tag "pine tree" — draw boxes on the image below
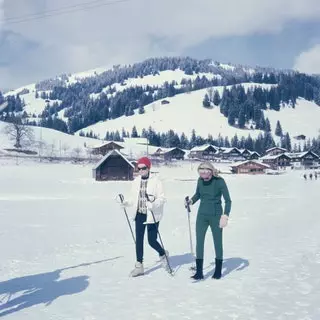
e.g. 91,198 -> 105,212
202,93 -> 211,108
238,109 -> 246,128
213,90 -> 221,106
138,105 -> 145,114
265,118 -> 271,132
190,129 -> 197,148
275,120 -> 283,137
131,125 -> 138,138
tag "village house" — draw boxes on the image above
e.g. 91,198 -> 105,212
264,147 -> 288,157
230,160 -> 270,174
189,144 -> 219,160
261,153 -> 291,169
152,147 -> 185,161
92,149 -> 134,181
239,149 -> 261,160
286,150 -> 320,169
90,141 -> 124,156
219,147 -> 245,161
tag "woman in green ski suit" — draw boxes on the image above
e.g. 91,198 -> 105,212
186,161 -> 232,280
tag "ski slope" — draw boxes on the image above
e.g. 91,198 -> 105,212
0,160 -> 319,319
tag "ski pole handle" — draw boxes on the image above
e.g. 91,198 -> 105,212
185,196 -> 191,213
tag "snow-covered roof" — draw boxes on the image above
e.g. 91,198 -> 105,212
265,147 -> 287,153
190,144 -> 218,152
286,151 -> 319,159
230,160 -> 270,168
260,153 -> 291,160
90,140 -> 124,149
92,149 -> 134,170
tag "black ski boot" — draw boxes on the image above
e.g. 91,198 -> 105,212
212,258 -> 223,279
191,259 -> 204,280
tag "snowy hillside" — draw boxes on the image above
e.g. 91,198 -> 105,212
78,82 -> 319,142
2,56 -> 320,151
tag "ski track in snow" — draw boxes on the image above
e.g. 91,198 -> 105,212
0,161 -> 319,319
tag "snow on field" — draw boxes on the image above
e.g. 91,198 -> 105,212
0,160 -> 319,319
80,83 -> 275,139
263,99 -> 320,139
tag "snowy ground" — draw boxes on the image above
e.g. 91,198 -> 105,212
0,159 -> 319,319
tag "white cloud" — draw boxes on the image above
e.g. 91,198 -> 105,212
1,0 -> 320,87
293,44 -> 320,75
0,0 -> 4,30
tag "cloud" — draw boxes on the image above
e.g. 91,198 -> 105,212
1,0 -> 320,88
0,0 -> 4,29
293,44 -> 320,75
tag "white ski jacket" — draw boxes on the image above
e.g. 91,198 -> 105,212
125,174 -> 166,224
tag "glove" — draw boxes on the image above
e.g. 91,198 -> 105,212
120,200 -> 129,208
184,197 -> 192,207
219,214 -> 229,228
146,201 -> 153,210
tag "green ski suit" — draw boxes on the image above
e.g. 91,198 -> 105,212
191,176 -> 232,260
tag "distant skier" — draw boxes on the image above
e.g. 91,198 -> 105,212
120,157 -> 169,277
309,173 -> 313,180
185,162 -> 232,280
303,173 -> 307,180
314,172 -> 318,180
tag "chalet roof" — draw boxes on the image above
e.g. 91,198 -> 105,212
91,140 -> 124,149
92,149 -> 134,170
261,153 -> 291,160
153,147 -> 186,155
190,144 -> 218,152
249,151 -> 261,156
221,147 -> 241,154
265,147 -> 287,153
286,151 -> 320,159
230,160 -> 270,168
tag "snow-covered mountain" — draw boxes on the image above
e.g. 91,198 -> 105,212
1,56 -> 320,154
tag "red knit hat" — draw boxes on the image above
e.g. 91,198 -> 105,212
137,157 -> 151,169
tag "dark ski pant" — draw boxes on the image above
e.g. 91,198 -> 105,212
196,214 -> 223,260
135,212 -> 165,263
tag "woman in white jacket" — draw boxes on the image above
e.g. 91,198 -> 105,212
121,157 -> 168,277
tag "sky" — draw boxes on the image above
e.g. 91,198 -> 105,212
1,0 -> 320,90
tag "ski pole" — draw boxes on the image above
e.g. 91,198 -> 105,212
146,194 -> 173,275
118,194 -> 136,245
185,196 -> 196,270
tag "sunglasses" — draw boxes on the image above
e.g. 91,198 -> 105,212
198,168 -> 212,174
138,166 -> 148,171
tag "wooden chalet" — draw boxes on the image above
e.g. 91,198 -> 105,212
92,149 -> 134,181
248,151 -> 261,160
219,147 -> 245,161
265,147 -> 287,157
91,141 -> 124,156
189,144 -> 218,160
286,150 -> 320,168
261,153 -> 291,169
153,147 -> 185,160
240,149 -> 261,160
230,160 -> 270,174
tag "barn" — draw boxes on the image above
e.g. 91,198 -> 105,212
189,144 -> 218,160
230,160 -> 270,174
153,147 -> 185,160
261,153 -> 291,169
92,149 -> 134,181
91,141 -> 124,156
